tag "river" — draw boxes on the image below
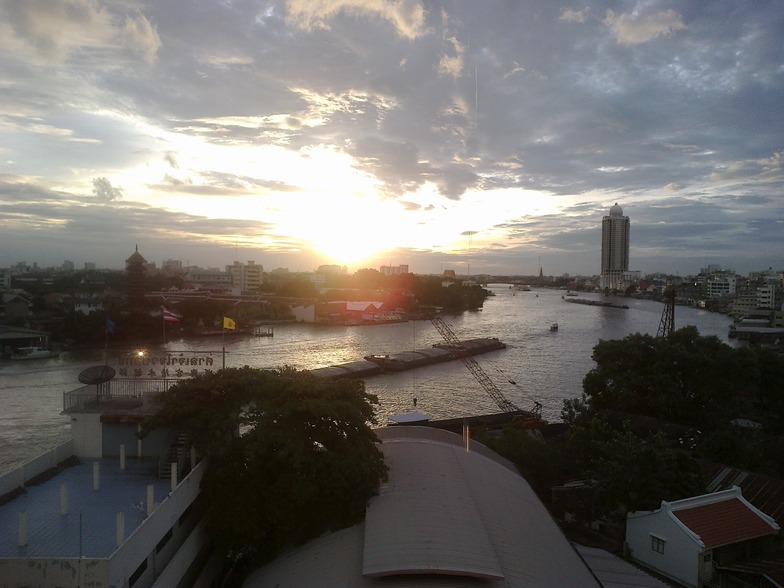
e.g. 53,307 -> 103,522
0,285 -> 735,473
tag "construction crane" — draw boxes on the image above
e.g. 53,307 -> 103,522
431,316 -> 541,417
656,286 -> 676,338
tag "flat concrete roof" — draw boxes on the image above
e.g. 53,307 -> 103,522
0,458 -> 170,558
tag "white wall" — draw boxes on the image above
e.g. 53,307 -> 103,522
626,509 -> 701,588
70,412 -> 103,458
292,303 -> 315,322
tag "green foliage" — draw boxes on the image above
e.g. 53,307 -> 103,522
480,427 -> 571,499
141,367 -> 388,564
566,419 -> 704,519
273,276 -> 319,298
412,276 -> 489,312
481,418 -> 705,522
581,326 -> 757,429
571,325 -> 784,478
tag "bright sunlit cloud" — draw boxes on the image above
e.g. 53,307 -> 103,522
0,1 -> 781,275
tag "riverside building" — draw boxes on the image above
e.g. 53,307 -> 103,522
600,203 -> 631,291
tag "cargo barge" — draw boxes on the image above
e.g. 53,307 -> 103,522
309,337 -> 506,379
564,298 -> 629,310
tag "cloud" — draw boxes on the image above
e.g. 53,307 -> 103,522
284,0 -> 427,39
0,2 -> 781,276
603,9 -> 687,45
559,8 -> 590,24
92,177 -> 123,201
438,34 -> 466,79
121,11 -> 162,64
1,0 -> 160,63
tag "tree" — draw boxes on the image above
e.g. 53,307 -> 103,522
140,367 -> 388,566
571,326 -> 784,478
566,419 -> 704,520
580,326 -> 745,429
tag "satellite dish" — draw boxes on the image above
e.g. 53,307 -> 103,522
79,365 -> 116,385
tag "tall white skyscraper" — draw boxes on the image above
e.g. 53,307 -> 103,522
600,203 -> 630,290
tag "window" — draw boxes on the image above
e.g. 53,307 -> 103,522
651,535 -> 666,554
129,557 -> 148,587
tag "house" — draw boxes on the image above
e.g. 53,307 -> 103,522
74,295 -> 104,315
626,487 -> 780,588
1,293 -> 31,322
698,459 -> 784,528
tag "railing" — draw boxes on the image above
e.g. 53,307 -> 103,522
62,379 -> 177,413
0,440 -> 74,497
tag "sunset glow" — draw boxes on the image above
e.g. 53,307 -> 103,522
0,2 -> 781,275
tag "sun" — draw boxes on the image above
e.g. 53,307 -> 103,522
273,191 -> 405,267
303,201 -> 402,266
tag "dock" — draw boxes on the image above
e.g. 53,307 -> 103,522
254,326 -> 274,337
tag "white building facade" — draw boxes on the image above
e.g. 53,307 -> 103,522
227,260 -> 263,294
626,487 -> 779,588
600,203 -> 630,291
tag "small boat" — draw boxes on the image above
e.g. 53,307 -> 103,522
549,323 -> 558,332
11,346 -> 59,360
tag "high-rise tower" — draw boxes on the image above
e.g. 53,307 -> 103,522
600,203 -> 630,291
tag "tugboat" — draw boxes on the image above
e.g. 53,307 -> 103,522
549,323 -> 559,332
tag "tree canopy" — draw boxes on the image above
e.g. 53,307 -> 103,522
568,326 -> 784,430
141,366 -> 388,565
563,325 -> 784,477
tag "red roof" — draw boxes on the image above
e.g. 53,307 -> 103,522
673,497 -> 777,548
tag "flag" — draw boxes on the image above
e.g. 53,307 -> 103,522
223,316 -> 236,330
162,307 -> 182,323
105,319 -> 116,334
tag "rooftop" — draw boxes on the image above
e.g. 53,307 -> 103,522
244,426 -> 602,587
0,458 -> 170,558
662,486 -> 779,547
700,459 -> 784,526
673,496 -> 779,548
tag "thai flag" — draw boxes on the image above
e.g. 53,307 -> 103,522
162,307 -> 182,323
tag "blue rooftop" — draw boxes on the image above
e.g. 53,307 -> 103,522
0,457 -> 171,558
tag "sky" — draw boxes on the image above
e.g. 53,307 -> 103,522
0,1 -> 782,277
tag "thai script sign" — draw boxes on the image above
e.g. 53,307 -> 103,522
117,351 -> 221,379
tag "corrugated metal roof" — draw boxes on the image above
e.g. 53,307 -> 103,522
699,459 -> 784,526
244,426 -> 602,587
574,545 -> 672,588
362,439 -> 503,579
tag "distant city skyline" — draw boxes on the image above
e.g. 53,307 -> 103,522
3,249 -> 778,280
1,2 -> 782,276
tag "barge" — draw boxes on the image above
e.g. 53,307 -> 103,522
564,298 -> 629,310
310,337 -> 507,379
365,337 -> 506,372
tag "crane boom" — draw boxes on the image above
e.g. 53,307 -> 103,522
431,316 -> 523,414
